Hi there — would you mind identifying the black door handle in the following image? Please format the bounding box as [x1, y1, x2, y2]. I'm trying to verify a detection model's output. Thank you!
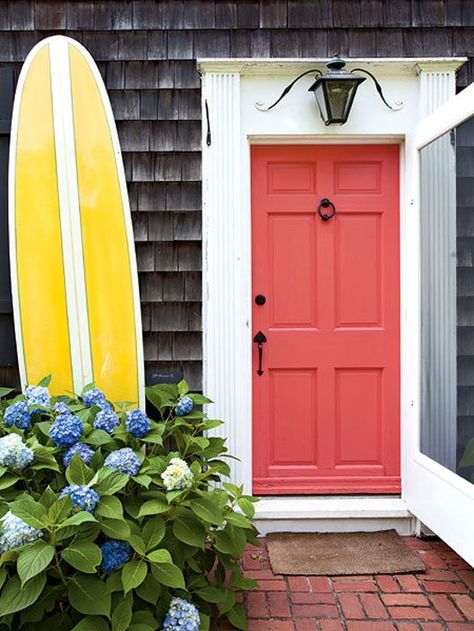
[253, 331, 267, 376]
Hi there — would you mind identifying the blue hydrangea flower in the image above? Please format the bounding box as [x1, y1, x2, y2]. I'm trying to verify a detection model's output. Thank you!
[104, 448, 141, 476]
[4, 401, 31, 430]
[82, 387, 108, 409]
[53, 401, 72, 416]
[0, 511, 43, 553]
[63, 442, 94, 468]
[162, 597, 200, 631]
[175, 396, 193, 417]
[125, 409, 150, 438]
[0, 433, 34, 469]
[49, 413, 83, 447]
[93, 406, 119, 434]
[161, 457, 193, 492]
[100, 540, 132, 573]
[25, 385, 50, 408]
[59, 484, 99, 513]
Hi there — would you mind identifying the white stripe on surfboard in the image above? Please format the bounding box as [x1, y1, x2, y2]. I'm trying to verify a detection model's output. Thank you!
[50, 36, 93, 393]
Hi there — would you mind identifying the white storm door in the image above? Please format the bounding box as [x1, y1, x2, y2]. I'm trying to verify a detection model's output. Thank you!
[406, 82, 474, 566]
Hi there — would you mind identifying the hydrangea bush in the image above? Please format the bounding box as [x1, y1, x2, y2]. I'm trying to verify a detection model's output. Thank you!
[0, 377, 258, 631]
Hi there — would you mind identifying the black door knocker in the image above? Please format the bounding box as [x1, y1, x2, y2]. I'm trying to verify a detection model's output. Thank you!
[318, 198, 336, 221]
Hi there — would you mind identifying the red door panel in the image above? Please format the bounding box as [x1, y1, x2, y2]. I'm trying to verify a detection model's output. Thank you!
[252, 145, 400, 495]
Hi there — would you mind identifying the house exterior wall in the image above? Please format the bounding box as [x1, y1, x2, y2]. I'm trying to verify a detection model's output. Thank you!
[1, 1, 474, 391]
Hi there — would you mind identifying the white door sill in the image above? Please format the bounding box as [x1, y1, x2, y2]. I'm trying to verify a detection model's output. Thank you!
[254, 496, 415, 536]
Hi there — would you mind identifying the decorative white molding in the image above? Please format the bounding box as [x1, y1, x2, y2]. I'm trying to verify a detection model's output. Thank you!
[198, 57, 466, 76]
[418, 64, 457, 117]
[202, 58, 461, 527]
[202, 72, 252, 486]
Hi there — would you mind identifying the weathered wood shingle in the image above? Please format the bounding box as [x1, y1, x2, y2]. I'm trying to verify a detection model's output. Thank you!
[1, 0, 474, 390]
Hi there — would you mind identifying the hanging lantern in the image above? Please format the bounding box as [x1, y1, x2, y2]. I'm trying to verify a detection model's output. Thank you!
[255, 58, 402, 125]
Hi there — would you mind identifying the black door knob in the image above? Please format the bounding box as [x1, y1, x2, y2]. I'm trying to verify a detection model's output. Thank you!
[255, 294, 266, 305]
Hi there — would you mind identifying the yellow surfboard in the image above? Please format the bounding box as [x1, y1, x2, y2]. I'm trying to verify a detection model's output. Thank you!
[9, 35, 144, 407]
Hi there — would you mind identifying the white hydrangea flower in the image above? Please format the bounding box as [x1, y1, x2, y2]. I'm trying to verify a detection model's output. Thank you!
[0, 433, 34, 469]
[161, 457, 193, 491]
[0, 511, 43, 553]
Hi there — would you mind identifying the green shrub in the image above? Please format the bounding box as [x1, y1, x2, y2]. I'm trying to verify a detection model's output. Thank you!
[0, 377, 258, 631]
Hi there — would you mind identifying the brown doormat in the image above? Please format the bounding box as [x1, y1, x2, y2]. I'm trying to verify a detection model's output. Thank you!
[266, 530, 425, 576]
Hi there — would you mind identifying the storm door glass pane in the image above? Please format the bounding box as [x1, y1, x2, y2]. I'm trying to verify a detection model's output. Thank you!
[420, 116, 474, 484]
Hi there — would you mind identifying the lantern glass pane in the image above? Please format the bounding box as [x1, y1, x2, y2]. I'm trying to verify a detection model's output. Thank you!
[314, 84, 329, 122]
[325, 80, 356, 122]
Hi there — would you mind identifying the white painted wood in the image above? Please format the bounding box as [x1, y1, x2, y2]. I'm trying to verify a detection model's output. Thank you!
[417, 67, 458, 472]
[416, 81, 474, 149]
[199, 58, 465, 75]
[255, 497, 414, 535]
[201, 58, 461, 529]
[202, 71, 252, 485]
[405, 80, 474, 567]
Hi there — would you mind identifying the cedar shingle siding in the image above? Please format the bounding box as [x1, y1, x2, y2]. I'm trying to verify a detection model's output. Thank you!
[2, 0, 474, 390]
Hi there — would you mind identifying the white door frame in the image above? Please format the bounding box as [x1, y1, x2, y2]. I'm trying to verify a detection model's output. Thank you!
[200, 58, 465, 531]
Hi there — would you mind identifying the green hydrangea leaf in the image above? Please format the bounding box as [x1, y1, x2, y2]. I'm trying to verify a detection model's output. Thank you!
[48, 497, 73, 525]
[173, 515, 206, 548]
[95, 496, 124, 520]
[59, 511, 97, 529]
[0, 573, 46, 616]
[100, 518, 131, 540]
[61, 541, 102, 574]
[193, 585, 227, 604]
[93, 470, 129, 495]
[111, 595, 133, 631]
[66, 455, 95, 486]
[147, 548, 173, 565]
[17, 541, 54, 586]
[10, 498, 47, 530]
[121, 560, 147, 594]
[68, 575, 111, 618]
[71, 616, 110, 631]
[236, 497, 256, 519]
[137, 499, 169, 518]
[85, 430, 113, 448]
[150, 562, 185, 589]
[189, 496, 223, 526]
[142, 516, 165, 551]
[227, 603, 247, 630]
[0, 475, 20, 490]
[136, 575, 161, 605]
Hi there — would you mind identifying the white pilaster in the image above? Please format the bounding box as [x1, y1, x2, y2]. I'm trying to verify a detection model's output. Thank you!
[202, 71, 252, 489]
[417, 63, 457, 116]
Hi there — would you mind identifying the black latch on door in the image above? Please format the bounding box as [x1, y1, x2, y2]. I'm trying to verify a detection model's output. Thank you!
[253, 331, 267, 376]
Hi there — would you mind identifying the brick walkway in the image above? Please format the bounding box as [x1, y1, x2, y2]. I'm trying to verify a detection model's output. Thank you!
[215, 536, 474, 630]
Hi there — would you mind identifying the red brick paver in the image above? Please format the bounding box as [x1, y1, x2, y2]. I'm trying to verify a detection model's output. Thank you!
[212, 536, 474, 630]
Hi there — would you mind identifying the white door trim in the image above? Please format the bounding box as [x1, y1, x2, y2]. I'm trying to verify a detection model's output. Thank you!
[200, 58, 464, 529]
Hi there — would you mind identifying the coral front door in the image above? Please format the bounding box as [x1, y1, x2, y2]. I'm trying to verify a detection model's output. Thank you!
[251, 145, 400, 495]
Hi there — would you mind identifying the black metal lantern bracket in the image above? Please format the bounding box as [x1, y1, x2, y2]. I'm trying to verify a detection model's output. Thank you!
[255, 58, 403, 125]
